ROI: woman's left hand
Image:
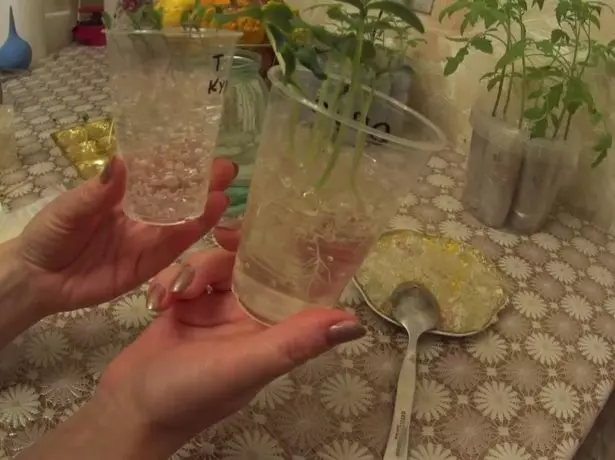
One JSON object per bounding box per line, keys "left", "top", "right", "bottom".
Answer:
{"left": 12, "top": 156, "right": 236, "bottom": 318}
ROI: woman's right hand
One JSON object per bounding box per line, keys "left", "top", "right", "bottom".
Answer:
{"left": 90, "top": 240, "right": 366, "bottom": 458}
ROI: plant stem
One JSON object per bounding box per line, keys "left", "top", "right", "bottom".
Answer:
{"left": 309, "top": 58, "right": 337, "bottom": 161}
{"left": 351, "top": 87, "right": 375, "bottom": 192}
{"left": 316, "top": 17, "right": 367, "bottom": 188}
{"left": 492, "top": 69, "right": 506, "bottom": 118}
{"left": 288, "top": 99, "right": 300, "bottom": 154}
{"left": 553, "top": 19, "right": 581, "bottom": 140}
{"left": 562, "top": 111, "right": 573, "bottom": 141}
{"left": 503, "top": 62, "right": 515, "bottom": 118}
{"left": 492, "top": 16, "right": 513, "bottom": 118}
{"left": 517, "top": 22, "right": 527, "bottom": 130}
{"left": 563, "top": 23, "right": 593, "bottom": 141}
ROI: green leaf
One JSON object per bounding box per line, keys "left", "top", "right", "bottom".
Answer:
{"left": 262, "top": 3, "right": 294, "bottom": 31}
{"left": 267, "top": 24, "right": 288, "bottom": 52}
{"left": 479, "top": 71, "right": 497, "bottom": 81}
{"left": 590, "top": 110, "right": 604, "bottom": 125}
{"left": 192, "top": 5, "right": 206, "bottom": 26}
{"left": 459, "top": 16, "right": 471, "bottom": 35}
{"left": 528, "top": 89, "right": 544, "bottom": 99}
{"left": 443, "top": 46, "right": 469, "bottom": 76}
{"left": 565, "top": 77, "right": 595, "bottom": 111}
{"left": 438, "top": 1, "right": 470, "bottom": 21}
{"left": 495, "top": 40, "right": 526, "bottom": 70}
{"left": 524, "top": 107, "right": 545, "bottom": 120}
{"left": 334, "top": 35, "right": 377, "bottom": 63}
{"left": 309, "top": 26, "right": 342, "bottom": 49}
{"left": 566, "top": 101, "right": 582, "bottom": 115}
{"left": 154, "top": 7, "right": 165, "bottom": 29}
{"left": 545, "top": 83, "right": 564, "bottom": 109}
{"left": 334, "top": 0, "right": 366, "bottom": 12}
{"left": 366, "top": 1, "right": 425, "bottom": 33}
{"left": 486, "top": 75, "right": 500, "bottom": 91}
{"left": 589, "top": 14, "right": 600, "bottom": 28}
{"left": 473, "top": 2, "right": 506, "bottom": 27}
{"left": 550, "top": 28, "right": 569, "bottom": 43}
{"left": 327, "top": 5, "right": 357, "bottom": 25}
{"left": 536, "top": 39, "right": 554, "bottom": 55}
{"left": 364, "top": 19, "right": 396, "bottom": 33}
{"left": 102, "top": 11, "right": 113, "bottom": 29}
{"left": 526, "top": 65, "right": 564, "bottom": 80}
{"left": 280, "top": 45, "right": 296, "bottom": 82}
{"left": 447, "top": 36, "right": 471, "bottom": 43}
{"left": 483, "top": 14, "right": 496, "bottom": 28}
{"left": 180, "top": 9, "right": 191, "bottom": 28}
{"left": 296, "top": 47, "right": 327, "bottom": 80}
{"left": 533, "top": 0, "right": 545, "bottom": 8}
{"left": 471, "top": 36, "right": 493, "bottom": 53}
{"left": 592, "top": 133, "right": 612, "bottom": 167}
{"left": 555, "top": 2, "right": 569, "bottom": 24}
{"left": 530, "top": 118, "right": 548, "bottom": 138}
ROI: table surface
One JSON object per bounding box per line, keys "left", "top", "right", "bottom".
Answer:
{"left": 1, "top": 45, "right": 615, "bottom": 460}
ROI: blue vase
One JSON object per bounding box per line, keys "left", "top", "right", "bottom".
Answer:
{"left": 0, "top": 6, "right": 33, "bottom": 71}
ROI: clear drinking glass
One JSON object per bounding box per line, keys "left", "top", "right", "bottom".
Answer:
{"left": 233, "top": 67, "right": 447, "bottom": 325}
{"left": 0, "top": 105, "right": 18, "bottom": 170}
{"left": 105, "top": 29, "right": 241, "bottom": 225}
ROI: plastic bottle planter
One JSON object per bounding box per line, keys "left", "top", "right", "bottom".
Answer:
{"left": 0, "top": 6, "right": 33, "bottom": 71}
{"left": 463, "top": 103, "right": 580, "bottom": 234}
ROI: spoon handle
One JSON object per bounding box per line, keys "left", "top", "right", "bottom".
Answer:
{"left": 383, "top": 333, "right": 420, "bottom": 460}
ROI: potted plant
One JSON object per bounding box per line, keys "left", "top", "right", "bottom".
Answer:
{"left": 211, "top": 0, "right": 447, "bottom": 324}
{"left": 440, "top": 0, "right": 614, "bottom": 233}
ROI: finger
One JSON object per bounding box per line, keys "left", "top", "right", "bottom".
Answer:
{"left": 138, "top": 158, "right": 236, "bottom": 256}
{"left": 169, "top": 249, "right": 235, "bottom": 298}
{"left": 35, "top": 156, "right": 125, "bottom": 230}
{"left": 209, "top": 158, "right": 238, "bottom": 192}
{"left": 136, "top": 193, "right": 230, "bottom": 298}
{"left": 148, "top": 249, "right": 236, "bottom": 311}
{"left": 173, "top": 295, "right": 254, "bottom": 330}
{"left": 142, "top": 190, "right": 229, "bottom": 261}
{"left": 212, "top": 227, "right": 241, "bottom": 252}
{"left": 227, "top": 309, "right": 366, "bottom": 390}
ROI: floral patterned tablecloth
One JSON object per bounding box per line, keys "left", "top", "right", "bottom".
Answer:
{"left": 1, "top": 45, "right": 615, "bottom": 460}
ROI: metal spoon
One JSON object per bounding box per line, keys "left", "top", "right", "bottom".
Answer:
{"left": 383, "top": 282, "right": 441, "bottom": 460}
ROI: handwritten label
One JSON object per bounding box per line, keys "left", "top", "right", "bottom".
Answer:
{"left": 208, "top": 78, "right": 228, "bottom": 95}
{"left": 312, "top": 83, "right": 392, "bottom": 145}
{"left": 213, "top": 54, "right": 224, "bottom": 71}
{"left": 208, "top": 54, "right": 228, "bottom": 95}
{"left": 314, "top": 100, "right": 391, "bottom": 145}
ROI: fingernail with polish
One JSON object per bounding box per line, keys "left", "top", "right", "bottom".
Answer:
{"left": 231, "top": 162, "right": 239, "bottom": 178}
{"left": 146, "top": 283, "right": 166, "bottom": 311}
{"left": 171, "top": 264, "right": 195, "bottom": 294}
{"left": 99, "top": 156, "right": 115, "bottom": 185}
{"left": 327, "top": 320, "right": 366, "bottom": 346}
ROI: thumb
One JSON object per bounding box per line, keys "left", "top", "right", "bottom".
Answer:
{"left": 49, "top": 156, "right": 125, "bottom": 228}
{"left": 231, "top": 309, "right": 366, "bottom": 390}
